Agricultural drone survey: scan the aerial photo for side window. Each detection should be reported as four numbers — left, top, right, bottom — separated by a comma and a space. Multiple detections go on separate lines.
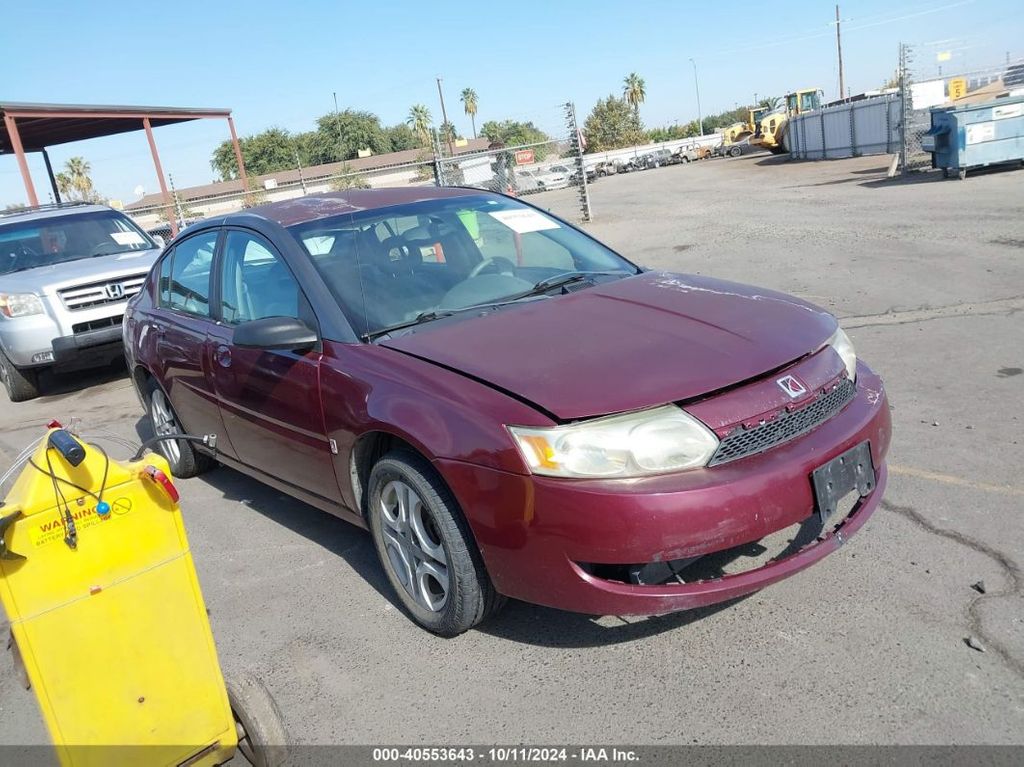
157, 250, 174, 306
220, 230, 302, 325
165, 231, 217, 315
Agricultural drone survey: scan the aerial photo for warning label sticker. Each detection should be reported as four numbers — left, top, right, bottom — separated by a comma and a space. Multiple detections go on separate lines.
28, 497, 132, 548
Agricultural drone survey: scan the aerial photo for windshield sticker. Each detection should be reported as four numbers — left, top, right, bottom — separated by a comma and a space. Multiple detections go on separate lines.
488, 209, 560, 234
110, 231, 146, 246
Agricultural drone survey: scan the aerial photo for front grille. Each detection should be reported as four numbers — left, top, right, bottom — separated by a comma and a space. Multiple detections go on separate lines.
709, 378, 857, 466
72, 315, 122, 335
58, 273, 147, 311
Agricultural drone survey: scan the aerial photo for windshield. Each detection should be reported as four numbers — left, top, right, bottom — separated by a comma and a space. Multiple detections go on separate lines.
289, 194, 638, 338
0, 210, 156, 276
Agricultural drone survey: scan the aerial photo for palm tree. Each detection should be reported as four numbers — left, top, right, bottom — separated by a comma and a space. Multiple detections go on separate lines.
623, 73, 646, 119
460, 88, 479, 139
758, 96, 784, 112
440, 121, 457, 146
407, 104, 433, 147
57, 157, 97, 201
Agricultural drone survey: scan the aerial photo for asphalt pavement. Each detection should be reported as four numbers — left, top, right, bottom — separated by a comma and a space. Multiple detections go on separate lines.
1, 154, 1022, 751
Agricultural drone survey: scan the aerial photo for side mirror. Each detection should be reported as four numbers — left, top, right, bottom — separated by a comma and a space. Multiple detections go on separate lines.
152, 234, 166, 248
232, 316, 318, 351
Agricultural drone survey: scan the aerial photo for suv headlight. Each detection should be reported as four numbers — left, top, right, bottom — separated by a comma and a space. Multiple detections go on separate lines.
0, 292, 45, 318
825, 326, 857, 381
508, 405, 719, 479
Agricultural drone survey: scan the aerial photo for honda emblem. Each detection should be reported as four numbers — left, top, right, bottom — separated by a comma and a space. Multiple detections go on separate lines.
105, 282, 125, 299
776, 374, 807, 399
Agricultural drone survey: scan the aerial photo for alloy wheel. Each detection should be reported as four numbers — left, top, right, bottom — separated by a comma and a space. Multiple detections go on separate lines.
149, 389, 181, 466
378, 479, 449, 612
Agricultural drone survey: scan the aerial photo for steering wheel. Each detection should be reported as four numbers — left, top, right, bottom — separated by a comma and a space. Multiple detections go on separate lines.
468, 256, 517, 280
90, 242, 118, 257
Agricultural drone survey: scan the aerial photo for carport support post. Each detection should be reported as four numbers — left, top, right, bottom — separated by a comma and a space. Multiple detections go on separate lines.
3, 114, 39, 207
226, 116, 248, 190
143, 117, 178, 238
41, 148, 61, 204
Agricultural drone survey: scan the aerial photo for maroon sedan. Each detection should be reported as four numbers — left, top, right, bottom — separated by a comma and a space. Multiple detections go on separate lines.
124, 188, 890, 636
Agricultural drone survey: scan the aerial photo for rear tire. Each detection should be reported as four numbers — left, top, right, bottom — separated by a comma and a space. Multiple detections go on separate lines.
0, 350, 40, 402
367, 450, 505, 636
144, 377, 214, 478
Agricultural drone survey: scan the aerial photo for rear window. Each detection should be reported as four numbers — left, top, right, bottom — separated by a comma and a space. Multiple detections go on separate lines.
0, 210, 156, 276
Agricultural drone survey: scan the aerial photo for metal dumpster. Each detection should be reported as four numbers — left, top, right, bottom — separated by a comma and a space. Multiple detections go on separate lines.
926, 95, 1024, 179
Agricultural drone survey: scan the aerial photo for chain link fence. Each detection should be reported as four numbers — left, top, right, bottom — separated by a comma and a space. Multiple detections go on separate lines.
898, 42, 1012, 175
434, 102, 592, 222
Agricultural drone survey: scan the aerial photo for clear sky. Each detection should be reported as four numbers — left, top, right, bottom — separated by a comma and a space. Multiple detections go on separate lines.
2, 0, 1020, 206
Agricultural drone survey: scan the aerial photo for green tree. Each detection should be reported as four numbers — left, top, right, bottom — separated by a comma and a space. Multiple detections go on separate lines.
759, 96, 783, 112
480, 119, 552, 160
440, 121, 458, 145
460, 88, 479, 139
583, 96, 645, 152
311, 109, 391, 164
385, 123, 419, 152
211, 127, 303, 180
623, 73, 646, 119
407, 104, 433, 147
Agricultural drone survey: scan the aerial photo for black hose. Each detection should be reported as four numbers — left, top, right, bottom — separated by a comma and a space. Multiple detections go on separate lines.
130, 433, 216, 463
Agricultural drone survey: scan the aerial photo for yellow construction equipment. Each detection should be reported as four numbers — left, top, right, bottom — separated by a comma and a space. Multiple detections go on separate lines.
0, 426, 285, 767
721, 106, 770, 146
754, 88, 824, 154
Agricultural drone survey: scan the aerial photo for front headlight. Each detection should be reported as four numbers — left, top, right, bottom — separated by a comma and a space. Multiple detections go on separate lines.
826, 326, 857, 382
508, 405, 719, 479
0, 292, 45, 318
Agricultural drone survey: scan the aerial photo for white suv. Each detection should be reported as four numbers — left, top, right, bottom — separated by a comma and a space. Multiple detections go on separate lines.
0, 203, 163, 401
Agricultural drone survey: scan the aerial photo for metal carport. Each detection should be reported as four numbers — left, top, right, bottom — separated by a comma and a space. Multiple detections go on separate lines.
0, 102, 248, 236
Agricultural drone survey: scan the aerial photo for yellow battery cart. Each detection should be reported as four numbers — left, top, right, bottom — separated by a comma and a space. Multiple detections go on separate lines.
0, 427, 285, 767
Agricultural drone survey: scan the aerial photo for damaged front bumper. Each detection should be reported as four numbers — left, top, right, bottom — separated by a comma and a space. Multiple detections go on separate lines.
437, 362, 891, 616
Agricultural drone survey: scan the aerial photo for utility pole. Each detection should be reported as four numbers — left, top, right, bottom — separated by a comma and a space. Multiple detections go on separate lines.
436, 77, 455, 157
835, 5, 846, 101
294, 147, 307, 195
168, 173, 185, 227
689, 58, 703, 136
332, 91, 344, 159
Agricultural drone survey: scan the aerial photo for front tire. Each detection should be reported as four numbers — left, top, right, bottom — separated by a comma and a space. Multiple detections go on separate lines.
367, 450, 504, 636
145, 377, 213, 478
0, 350, 40, 402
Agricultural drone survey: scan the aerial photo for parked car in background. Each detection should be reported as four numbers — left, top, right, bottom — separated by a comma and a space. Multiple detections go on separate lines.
675, 144, 711, 163
594, 161, 617, 177
0, 202, 163, 401
515, 166, 570, 193
568, 163, 598, 184
514, 169, 545, 195
646, 148, 675, 168
534, 165, 571, 190
125, 187, 890, 636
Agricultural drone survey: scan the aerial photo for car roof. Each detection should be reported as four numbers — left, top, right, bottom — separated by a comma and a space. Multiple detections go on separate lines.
0, 202, 113, 225
234, 187, 490, 228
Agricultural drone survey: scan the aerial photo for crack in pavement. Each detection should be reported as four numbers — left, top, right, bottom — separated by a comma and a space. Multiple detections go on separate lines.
841, 296, 1024, 329
882, 500, 1024, 678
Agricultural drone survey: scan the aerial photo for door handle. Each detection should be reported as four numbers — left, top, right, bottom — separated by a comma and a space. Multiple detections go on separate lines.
214, 345, 232, 368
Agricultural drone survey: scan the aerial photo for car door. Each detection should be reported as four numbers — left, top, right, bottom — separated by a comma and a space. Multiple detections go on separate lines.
149, 229, 229, 445
208, 227, 340, 502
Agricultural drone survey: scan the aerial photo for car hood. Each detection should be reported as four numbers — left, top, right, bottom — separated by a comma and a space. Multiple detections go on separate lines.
0, 248, 161, 294
381, 271, 838, 421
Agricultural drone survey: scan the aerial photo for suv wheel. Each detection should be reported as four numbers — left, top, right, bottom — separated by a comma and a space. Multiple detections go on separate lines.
0, 350, 41, 402
145, 378, 213, 478
367, 450, 505, 636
